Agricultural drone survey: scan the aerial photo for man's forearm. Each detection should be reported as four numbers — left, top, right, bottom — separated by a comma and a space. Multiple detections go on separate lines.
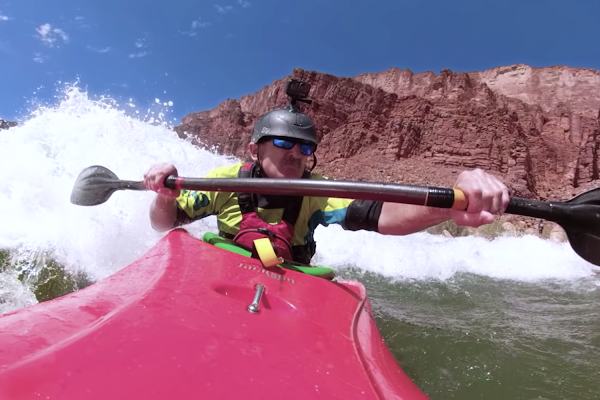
150, 195, 178, 231
377, 202, 452, 235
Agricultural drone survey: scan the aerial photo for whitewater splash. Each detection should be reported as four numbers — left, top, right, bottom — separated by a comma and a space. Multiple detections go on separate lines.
0, 85, 598, 314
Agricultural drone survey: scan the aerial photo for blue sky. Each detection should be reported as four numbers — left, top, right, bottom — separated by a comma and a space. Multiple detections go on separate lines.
1, 0, 599, 123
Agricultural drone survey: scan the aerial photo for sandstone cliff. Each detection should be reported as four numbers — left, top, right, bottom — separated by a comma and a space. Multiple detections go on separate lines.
355, 64, 600, 118
175, 64, 600, 201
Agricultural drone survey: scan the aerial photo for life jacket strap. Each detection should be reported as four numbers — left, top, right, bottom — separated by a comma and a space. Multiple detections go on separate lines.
252, 238, 283, 268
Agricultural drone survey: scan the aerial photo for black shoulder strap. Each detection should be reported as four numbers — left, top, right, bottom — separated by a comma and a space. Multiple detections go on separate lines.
236, 162, 255, 215
236, 162, 307, 225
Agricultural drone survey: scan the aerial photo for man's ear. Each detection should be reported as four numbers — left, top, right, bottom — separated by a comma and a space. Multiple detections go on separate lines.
248, 142, 259, 161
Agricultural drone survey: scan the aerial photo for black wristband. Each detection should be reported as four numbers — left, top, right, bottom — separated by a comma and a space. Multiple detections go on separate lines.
344, 200, 383, 232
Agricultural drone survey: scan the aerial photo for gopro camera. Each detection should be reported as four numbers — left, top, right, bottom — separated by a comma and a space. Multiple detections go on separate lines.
285, 79, 312, 105
286, 79, 311, 99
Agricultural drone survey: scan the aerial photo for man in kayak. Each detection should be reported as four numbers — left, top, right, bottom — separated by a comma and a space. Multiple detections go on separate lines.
144, 81, 509, 265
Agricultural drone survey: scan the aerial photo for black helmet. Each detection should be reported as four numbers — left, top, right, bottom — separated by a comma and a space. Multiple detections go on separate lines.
250, 105, 318, 146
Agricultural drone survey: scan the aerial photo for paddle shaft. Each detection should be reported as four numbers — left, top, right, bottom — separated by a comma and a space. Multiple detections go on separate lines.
120, 180, 146, 191
164, 176, 470, 210
164, 176, 598, 224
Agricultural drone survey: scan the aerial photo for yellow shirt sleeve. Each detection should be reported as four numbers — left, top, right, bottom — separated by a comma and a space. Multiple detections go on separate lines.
175, 162, 244, 221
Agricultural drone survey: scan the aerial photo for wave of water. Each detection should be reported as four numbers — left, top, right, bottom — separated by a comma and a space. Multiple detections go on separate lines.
1, 84, 598, 315
314, 226, 598, 283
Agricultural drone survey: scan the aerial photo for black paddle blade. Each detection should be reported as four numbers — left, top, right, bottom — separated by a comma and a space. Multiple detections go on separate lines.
563, 229, 600, 268
561, 188, 600, 267
70, 165, 146, 206
506, 187, 600, 267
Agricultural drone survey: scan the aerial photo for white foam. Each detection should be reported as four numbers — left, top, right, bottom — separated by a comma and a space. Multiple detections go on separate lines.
313, 225, 599, 282
0, 85, 233, 313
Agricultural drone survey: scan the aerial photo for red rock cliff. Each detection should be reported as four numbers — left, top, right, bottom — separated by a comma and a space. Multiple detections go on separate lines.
175, 65, 600, 200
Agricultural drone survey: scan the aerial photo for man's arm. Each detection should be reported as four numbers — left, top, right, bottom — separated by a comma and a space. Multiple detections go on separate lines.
378, 203, 451, 235
143, 163, 182, 232
377, 169, 510, 235
144, 162, 241, 233
150, 195, 178, 232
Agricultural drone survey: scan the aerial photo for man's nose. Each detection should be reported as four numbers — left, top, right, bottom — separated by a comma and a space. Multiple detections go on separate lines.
289, 143, 303, 157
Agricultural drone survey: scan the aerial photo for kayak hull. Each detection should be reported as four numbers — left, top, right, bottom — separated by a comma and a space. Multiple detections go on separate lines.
0, 229, 429, 400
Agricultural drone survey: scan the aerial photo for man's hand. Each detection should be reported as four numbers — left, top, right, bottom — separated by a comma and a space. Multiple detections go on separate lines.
450, 168, 510, 227
143, 163, 180, 199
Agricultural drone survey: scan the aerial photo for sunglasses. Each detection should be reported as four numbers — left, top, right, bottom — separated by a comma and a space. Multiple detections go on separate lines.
272, 138, 316, 156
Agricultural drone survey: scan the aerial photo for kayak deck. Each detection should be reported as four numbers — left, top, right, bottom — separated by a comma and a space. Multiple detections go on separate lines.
0, 229, 429, 400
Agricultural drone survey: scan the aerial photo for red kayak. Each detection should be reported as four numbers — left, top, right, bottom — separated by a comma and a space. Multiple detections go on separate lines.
0, 229, 429, 400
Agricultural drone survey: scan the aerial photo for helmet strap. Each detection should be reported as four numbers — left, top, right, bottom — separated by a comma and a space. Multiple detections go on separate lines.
255, 145, 265, 176
308, 153, 317, 173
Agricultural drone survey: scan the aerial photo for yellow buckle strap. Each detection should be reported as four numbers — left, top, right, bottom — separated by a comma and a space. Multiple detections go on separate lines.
253, 238, 283, 268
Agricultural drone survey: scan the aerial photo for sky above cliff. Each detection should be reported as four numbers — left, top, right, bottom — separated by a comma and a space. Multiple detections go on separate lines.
1, 0, 599, 122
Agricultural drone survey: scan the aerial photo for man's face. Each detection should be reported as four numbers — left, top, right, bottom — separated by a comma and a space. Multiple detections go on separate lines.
249, 138, 315, 178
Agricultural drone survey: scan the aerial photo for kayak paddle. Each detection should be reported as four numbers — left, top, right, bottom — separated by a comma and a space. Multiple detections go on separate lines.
70, 165, 600, 267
